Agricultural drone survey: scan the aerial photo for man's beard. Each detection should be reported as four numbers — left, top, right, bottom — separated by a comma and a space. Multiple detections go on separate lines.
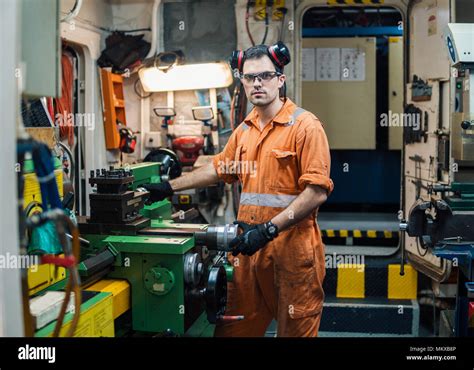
250, 98, 271, 107
249, 93, 275, 107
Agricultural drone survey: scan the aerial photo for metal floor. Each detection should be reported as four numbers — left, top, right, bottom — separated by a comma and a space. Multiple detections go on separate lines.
263, 213, 417, 337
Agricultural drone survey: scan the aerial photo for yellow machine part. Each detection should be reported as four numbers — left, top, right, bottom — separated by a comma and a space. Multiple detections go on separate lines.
23, 169, 64, 209
24, 167, 65, 295
86, 279, 131, 320
37, 292, 115, 337
28, 261, 66, 296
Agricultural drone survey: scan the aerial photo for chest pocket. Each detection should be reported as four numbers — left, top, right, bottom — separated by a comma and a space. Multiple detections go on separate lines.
265, 148, 299, 192
235, 144, 251, 181
235, 144, 245, 161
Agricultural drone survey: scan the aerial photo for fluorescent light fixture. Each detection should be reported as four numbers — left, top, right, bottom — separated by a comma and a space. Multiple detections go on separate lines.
139, 62, 233, 92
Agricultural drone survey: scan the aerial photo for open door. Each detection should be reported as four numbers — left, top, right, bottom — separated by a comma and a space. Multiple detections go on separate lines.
403, 0, 453, 281
298, 4, 405, 256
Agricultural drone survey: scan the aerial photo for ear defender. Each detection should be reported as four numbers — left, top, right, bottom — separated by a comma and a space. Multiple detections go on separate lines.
229, 42, 291, 73
267, 41, 291, 68
119, 127, 137, 154
230, 50, 246, 73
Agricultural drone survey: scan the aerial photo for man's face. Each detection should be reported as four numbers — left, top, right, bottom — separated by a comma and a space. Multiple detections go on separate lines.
241, 55, 286, 107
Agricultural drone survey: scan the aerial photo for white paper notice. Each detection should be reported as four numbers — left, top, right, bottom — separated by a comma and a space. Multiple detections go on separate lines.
316, 48, 340, 81
302, 48, 315, 81
341, 48, 366, 81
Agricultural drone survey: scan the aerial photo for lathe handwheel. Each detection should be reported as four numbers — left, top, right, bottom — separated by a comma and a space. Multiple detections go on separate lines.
204, 265, 227, 324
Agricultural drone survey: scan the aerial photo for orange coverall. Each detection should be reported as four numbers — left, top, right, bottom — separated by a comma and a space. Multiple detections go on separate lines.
212, 98, 334, 337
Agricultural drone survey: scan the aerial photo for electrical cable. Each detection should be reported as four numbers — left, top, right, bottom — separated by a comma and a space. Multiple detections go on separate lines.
24, 209, 82, 337
58, 141, 75, 193
245, 1, 272, 46
278, 7, 288, 42
134, 78, 152, 99
61, 0, 83, 23
56, 214, 81, 337
233, 81, 248, 128
17, 150, 35, 337
54, 51, 75, 146
18, 140, 81, 336
230, 84, 239, 131
245, 1, 256, 46
17, 141, 63, 210
260, 1, 270, 45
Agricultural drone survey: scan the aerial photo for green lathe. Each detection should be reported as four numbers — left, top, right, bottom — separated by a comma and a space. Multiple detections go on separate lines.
76, 161, 240, 337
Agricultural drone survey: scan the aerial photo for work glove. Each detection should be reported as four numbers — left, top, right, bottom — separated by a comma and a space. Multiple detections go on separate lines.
142, 181, 174, 203
229, 221, 279, 257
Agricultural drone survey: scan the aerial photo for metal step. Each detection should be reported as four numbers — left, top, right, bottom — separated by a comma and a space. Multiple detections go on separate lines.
319, 297, 419, 337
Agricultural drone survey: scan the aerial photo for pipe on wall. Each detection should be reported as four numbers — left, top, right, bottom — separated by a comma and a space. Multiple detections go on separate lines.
146, 0, 161, 59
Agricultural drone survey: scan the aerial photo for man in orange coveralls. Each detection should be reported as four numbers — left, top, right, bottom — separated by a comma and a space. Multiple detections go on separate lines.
144, 42, 333, 337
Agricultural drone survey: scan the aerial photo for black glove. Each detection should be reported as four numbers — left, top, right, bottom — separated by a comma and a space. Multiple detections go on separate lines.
229, 221, 279, 257
143, 181, 174, 202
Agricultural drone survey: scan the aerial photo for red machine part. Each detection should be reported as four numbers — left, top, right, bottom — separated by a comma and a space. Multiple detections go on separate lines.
172, 136, 204, 166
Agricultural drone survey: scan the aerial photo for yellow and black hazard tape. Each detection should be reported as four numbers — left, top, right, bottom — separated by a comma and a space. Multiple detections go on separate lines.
321, 229, 399, 239
327, 0, 385, 5
323, 262, 418, 300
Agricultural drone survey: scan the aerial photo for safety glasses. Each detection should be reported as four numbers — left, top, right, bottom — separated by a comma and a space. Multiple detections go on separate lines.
240, 71, 282, 83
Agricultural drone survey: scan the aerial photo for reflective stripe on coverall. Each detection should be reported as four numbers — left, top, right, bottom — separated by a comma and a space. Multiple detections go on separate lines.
212, 98, 334, 337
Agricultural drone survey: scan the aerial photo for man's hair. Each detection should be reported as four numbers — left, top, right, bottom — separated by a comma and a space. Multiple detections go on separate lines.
244, 44, 283, 73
